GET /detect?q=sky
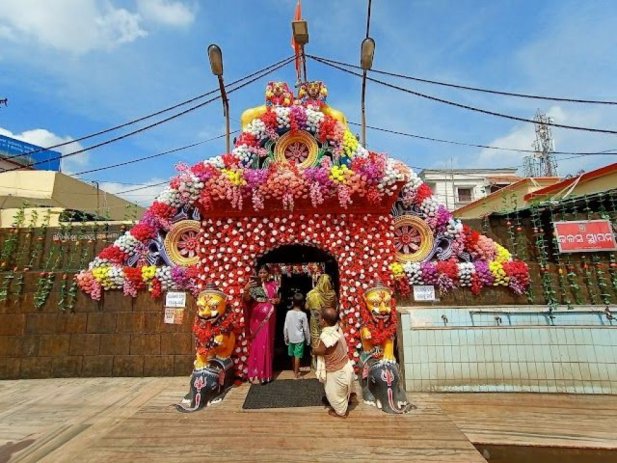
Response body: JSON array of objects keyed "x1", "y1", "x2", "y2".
[{"x1": 1, "y1": 0, "x2": 617, "y2": 205}]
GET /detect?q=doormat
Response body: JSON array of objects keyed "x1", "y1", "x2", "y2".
[{"x1": 242, "y1": 378, "x2": 325, "y2": 410}]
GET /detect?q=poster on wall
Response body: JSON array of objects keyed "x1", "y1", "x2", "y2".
[
  {"x1": 164, "y1": 307, "x2": 185, "y2": 324},
  {"x1": 165, "y1": 291, "x2": 187, "y2": 308},
  {"x1": 553, "y1": 220, "x2": 617, "y2": 253},
  {"x1": 413, "y1": 285, "x2": 436, "y2": 301}
]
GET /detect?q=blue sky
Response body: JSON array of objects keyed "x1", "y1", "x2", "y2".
[{"x1": 1, "y1": 0, "x2": 617, "y2": 204}]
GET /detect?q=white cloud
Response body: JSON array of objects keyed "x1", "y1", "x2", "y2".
[
  {"x1": 0, "y1": 126, "x2": 87, "y2": 174},
  {"x1": 0, "y1": 0, "x2": 147, "y2": 54},
  {"x1": 136, "y1": 0, "x2": 195, "y2": 27},
  {"x1": 99, "y1": 178, "x2": 167, "y2": 206}
]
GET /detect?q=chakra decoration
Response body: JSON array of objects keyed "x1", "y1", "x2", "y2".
[
  {"x1": 164, "y1": 220, "x2": 201, "y2": 266},
  {"x1": 393, "y1": 215, "x2": 434, "y2": 263},
  {"x1": 274, "y1": 130, "x2": 319, "y2": 168}
]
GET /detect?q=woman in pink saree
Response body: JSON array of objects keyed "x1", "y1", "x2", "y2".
[{"x1": 243, "y1": 266, "x2": 280, "y2": 384}]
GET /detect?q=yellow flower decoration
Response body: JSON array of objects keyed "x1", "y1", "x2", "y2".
[
  {"x1": 92, "y1": 266, "x2": 110, "y2": 283},
  {"x1": 390, "y1": 262, "x2": 405, "y2": 278},
  {"x1": 329, "y1": 165, "x2": 351, "y2": 184},
  {"x1": 342, "y1": 130, "x2": 359, "y2": 157},
  {"x1": 489, "y1": 261, "x2": 509, "y2": 286},
  {"x1": 141, "y1": 265, "x2": 156, "y2": 281},
  {"x1": 495, "y1": 244, "x2": 511, "y2": 263},
  {"x1": 222, "y1": 168, "x2": 246, "y2": 186}
]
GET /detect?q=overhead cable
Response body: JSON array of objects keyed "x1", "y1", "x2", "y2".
[
  {"x1": 310, "y1": 55, "x2": 617, "y2": 106},
  {"x1": 74, "y1": 131, "x2": 238, "y2": 176},
  {"x1": 7, "y1": 56, "x2": 295, "y2": 172},
  {"x1": 309, "y1": 56, "x2": 617, "y2": 135},
  {"x1": 351, "y1": 122, "x2": 617, "y2": 156},
  {"x1": 14, "y1": 55, "x2": 294, "y2": 158}
]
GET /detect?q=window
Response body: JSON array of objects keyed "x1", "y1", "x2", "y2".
[
  {"x1": 457, "y1": 187, "x2": 473, "y2": 203},
  {"x1": 490, "y1": 184, "x2": 508, "y2": 193}
]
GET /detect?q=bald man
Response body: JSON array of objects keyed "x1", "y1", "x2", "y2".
[{"x1": 312, "y1": 307, "x2": 355, "y2": 418}]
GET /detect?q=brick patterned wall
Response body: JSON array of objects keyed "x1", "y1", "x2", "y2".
[{"x1": 0, "y1": 272, "x2": 196, "y2": 379}]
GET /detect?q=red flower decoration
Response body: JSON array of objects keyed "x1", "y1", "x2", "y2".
[
  {"x1": 222, "y1": 152, "x2": 240, "y2": 168},
  {"x1": 150, "y1": 202, "x2": 176, "y2": 220},
  {"x1": 130, "y1": 223, "x2": 156, "y2": 242},
  {"x1": 414, "y1": 183, "x2": 433, "y2": 205},
  {"x1": 98, "y1": 245, "x2": 128, "y2": 264},
  {"x1": 462, "y1": 224, "x2": 480, "y2": 251},
  {"x1": 149, "y1": 277, "x2": 162, "y2": 299},
  {"x1": 260, "y1": 109, "x2": 278, "y2": 131},
  {"x1": 235, "y1": 132, "x2": 259, "y2": 148},
  {"x1": 436, "y1": 259, "x2": 459, "y2": 280},
  {"x1": 124, "y1": 267, "x2": 145, "y2": 289},
  {"x1": 317, "y1": 116, "x2": 339, "y2": 143}
]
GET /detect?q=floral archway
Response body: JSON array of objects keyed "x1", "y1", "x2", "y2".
[{"x1": 76, "y1": 80, "x2": 531, "y2": 377}]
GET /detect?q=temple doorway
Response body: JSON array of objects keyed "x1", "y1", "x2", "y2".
[{"x1": 256, "y1": 244, "x2": 339, "y2": 371}]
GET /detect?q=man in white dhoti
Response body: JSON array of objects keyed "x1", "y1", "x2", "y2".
[{"x1": 312, "y1": 307, "x2": 355, "y2": 418}]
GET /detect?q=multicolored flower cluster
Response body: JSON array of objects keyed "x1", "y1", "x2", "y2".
[
  {"x1": 79, "y1": 86, "x2": 529, "y2": 314},
  {"x1": 388, "y1": 172, "x2": 530, "y2": 296}
]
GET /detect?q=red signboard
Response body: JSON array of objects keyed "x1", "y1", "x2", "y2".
[{"x1": 553, "y1": 220, "x2": 617, "y2": 253}]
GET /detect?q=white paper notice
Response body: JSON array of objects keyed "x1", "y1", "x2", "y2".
[
  {"x1": 165, "y1": 291, "x2": 187, "y2": 308},
  {"x1": 164, "y1": 307, "x2": 185, "y2": 324},
  {"x1": 413, "y1": 285, "x2": 436, "y2": 301}
]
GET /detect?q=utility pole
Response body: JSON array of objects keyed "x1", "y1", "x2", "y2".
[{"x1": 92, "y1": 181, "x2": 100, "y2": 217}]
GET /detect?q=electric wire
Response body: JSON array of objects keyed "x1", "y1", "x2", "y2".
[
  {"x1": 309, "y1": 55, "x2": 617, "y2": 135},
  {"x1": 6, "y1": 56, "x2": 295, "y2": 172},
  {"x1": 309, "y1": 54, "x2": 617, "y2": 106},
  {"x1": 351, "y1": 122, "x2": 617, "y2": 156},
  {"x1": 73, "y1": 131, "x2": 238, "y2": 177},
  {"x1": 12, "y1": 55, "x2": 294, "y2": 158}
]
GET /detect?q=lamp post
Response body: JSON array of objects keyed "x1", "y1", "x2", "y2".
[
  {"x1": 360, "y1": 37, "x2": 375, "y2": 147},
  {"x1": 292, "y1": 19, "x2": 309, "y2": 82},
  {"x1": 208, "y1": 44, "x2": 230, "y2": 153}
]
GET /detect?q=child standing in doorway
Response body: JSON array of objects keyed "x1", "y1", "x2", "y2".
[{"x1": 284, "y1": 293, "x2": 310, "y2": 379}]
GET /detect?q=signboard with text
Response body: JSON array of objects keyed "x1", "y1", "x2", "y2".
[
  {"x1": 0, "y1": 134, "x2": 61, "y2": 171},
  {"x1": 413, "y1": 285, "x2": 436, "y2": 301},
  {"x1": 165, "y1": 291, "x2": 187, "y2": 308},
  {"x1": 554, "y1": 220, "x2": 617, "y2": 253}
]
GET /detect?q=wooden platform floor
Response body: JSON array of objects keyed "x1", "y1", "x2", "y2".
[
  {"x1": 1, "y1": 375, "x2": 616, "y2": 463},
  {"x1": 422, "y1": 392, "x2": 617, "y2": 450}
]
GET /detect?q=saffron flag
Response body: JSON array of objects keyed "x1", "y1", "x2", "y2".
[{"x1": 291, "y1": 0, "x2": 302, "y2": 81}]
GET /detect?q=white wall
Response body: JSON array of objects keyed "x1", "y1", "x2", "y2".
[
  {"x1": 420, "y1": 170, "x2": 518, "y2": 211},
  {"x1": 399, "y1": 306, "x2": 617, "y2": 394}
]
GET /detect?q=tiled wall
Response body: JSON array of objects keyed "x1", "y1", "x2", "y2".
[{"x1": 399, "y1": 306, "x2": 617, "y2": 394}]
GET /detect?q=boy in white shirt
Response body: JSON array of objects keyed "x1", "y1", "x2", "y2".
[{"x1": 283, "y1": 292, "x2": 310, "y2": 379}]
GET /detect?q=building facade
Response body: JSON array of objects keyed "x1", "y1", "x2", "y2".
[
  {"x1": 419, "y1": 168, "x2": 521, "y2": 211},
  {"x1": 0, "y1": 171, "x2": 144, "y2": 226}
]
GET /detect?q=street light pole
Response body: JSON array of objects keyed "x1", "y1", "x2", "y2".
[
  {"x1": 292, "y1": 19, "x2": 309, "y2": 83},
  {"x1": 208, "y1": 44, "x2": 230, "y2": 153},
  {"x1": 360, "y1": 37, "x2": 375, "y2": 147}
]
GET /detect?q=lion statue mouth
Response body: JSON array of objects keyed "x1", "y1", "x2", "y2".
[
  {"x1": 198, "y1": 311, "x2": 221, "y2": 322},
  {"x1": 371, "y1": 311, "x2": 391, "y2": 320}
]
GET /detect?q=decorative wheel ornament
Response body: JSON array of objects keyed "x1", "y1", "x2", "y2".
[
  {"x1": 393, "y1": 215, "x2": 434, "y2": 263},
  {"x1": 164, "y1": 220, "x2": 201, "y2": 266},
  {"x1": 274, "y1": 130, "x2": 319, "y2": 168}
]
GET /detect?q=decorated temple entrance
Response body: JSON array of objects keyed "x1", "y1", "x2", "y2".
[
  {"x1": 77, "y1": 78, "x2": 531, "y2": 414},
  {"x1": 256, "y1": 244, "x2": 339, "y2": 370}
]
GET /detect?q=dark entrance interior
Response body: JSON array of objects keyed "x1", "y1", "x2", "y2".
[{"x1": 256, "y1": 244, "x2": 339, "y2": 371}]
